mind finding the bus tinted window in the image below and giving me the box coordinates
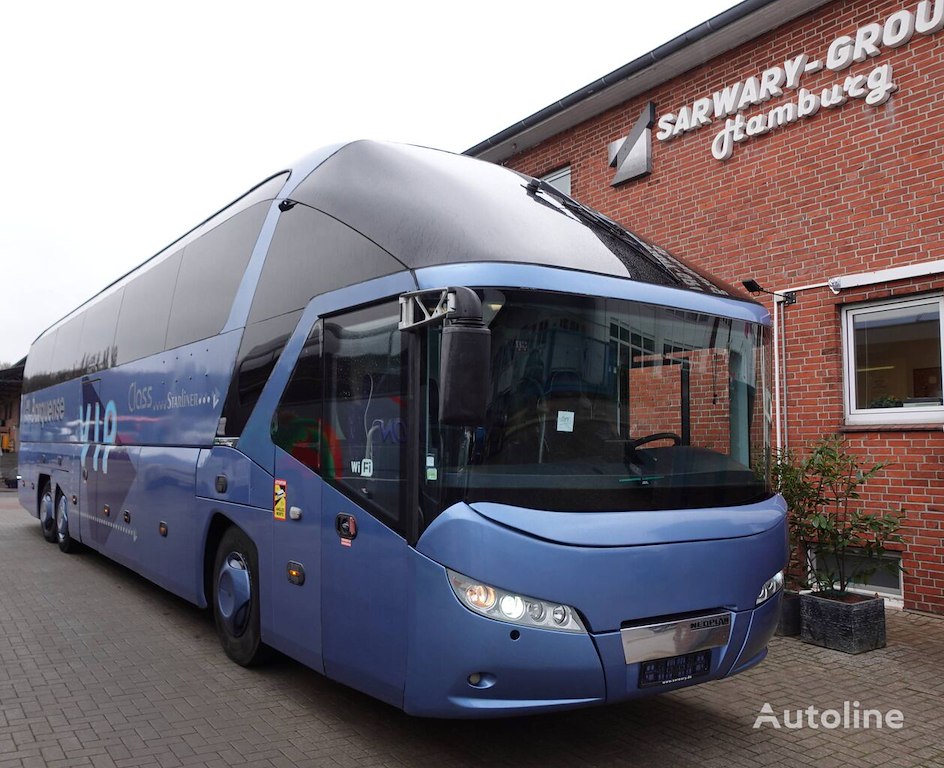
[248,205,402,324]
[166,202,270,350]
[272,323,323,470]
[115,250,182,364]
[22,329,57,393]
[222,309,303,436]
[78,289,123,375]
[49,314,86,385]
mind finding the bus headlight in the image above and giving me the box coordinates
[447,569,586,633]
[756,570,784,605]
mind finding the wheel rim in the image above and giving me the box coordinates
[40,489,55,535]
[217,552,252,638]
[56,495,69,544]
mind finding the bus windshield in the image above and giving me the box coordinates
[421,290,771,516]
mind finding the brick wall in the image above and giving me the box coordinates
[501,0,944,613]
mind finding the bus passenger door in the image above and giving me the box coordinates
[318,303,410,709]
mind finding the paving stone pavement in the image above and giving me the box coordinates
[1,491,942,768]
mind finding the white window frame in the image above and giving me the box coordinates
[541,166,571,196]
[842,295,944,425]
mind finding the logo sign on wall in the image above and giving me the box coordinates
[609,0,943,173]
[608,103,655,186]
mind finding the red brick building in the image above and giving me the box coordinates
[467,0,944,614]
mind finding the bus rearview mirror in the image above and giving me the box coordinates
[439,323,490,426]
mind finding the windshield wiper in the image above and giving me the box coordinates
[523,178,679,281]
[523,177,730,296]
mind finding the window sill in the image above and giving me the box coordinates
[839,423,944,433]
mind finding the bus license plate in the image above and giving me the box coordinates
[638,649,712,688]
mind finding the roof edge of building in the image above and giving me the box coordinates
[464,0,834,163]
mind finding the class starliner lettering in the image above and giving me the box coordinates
[166,389,205,409]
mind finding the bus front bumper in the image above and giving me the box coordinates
[403,553,782,718]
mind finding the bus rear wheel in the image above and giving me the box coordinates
[213,526,266,667]
[55,491,79,553]
[39,482,57,543]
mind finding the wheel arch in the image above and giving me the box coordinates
[36,473,51,513]
[203,512,235,607]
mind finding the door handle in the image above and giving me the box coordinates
[335,513,357,541]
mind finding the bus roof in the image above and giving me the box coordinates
[288,140,744,300]
[30,140,752,348]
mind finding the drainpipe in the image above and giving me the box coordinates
[771,281,830,453]
[772,295,782,453]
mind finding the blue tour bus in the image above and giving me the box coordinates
[19,141,786,717]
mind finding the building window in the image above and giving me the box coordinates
[842,296,944,424]
[811,548,903,600]
[541,166,571,196]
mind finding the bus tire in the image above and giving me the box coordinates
[39,481,57,543]
[213,526,266,667]
[55,490,79,554]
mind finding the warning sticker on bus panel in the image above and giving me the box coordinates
[274,479,287,520]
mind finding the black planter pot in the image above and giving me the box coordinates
[775,590,802,637]
[799,591,886,654]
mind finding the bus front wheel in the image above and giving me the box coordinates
[39,482,57,543]
[213,526,266,667]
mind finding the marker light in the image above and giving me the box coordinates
[756,570,785,605]
[528,601,546,622]
[447,569,586,633]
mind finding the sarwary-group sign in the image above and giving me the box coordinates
[654,0,943,161]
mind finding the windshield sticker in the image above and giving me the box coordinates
[557,411,575,432]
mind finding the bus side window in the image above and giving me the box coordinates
[247,206,402,326]
[115,250,183,365]
[165,201,271,350]
[222,309,304,437]
[272,323,323,472]
[324,302,405,532]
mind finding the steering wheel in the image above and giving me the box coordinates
[628,432,682,450]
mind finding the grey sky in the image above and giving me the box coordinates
[0,0,740,365]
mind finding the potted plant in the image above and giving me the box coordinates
[791,436,904,654]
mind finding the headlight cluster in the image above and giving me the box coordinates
[447,569,586,633]
[756,570,785,605]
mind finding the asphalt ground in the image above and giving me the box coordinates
[1,490,942,768]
